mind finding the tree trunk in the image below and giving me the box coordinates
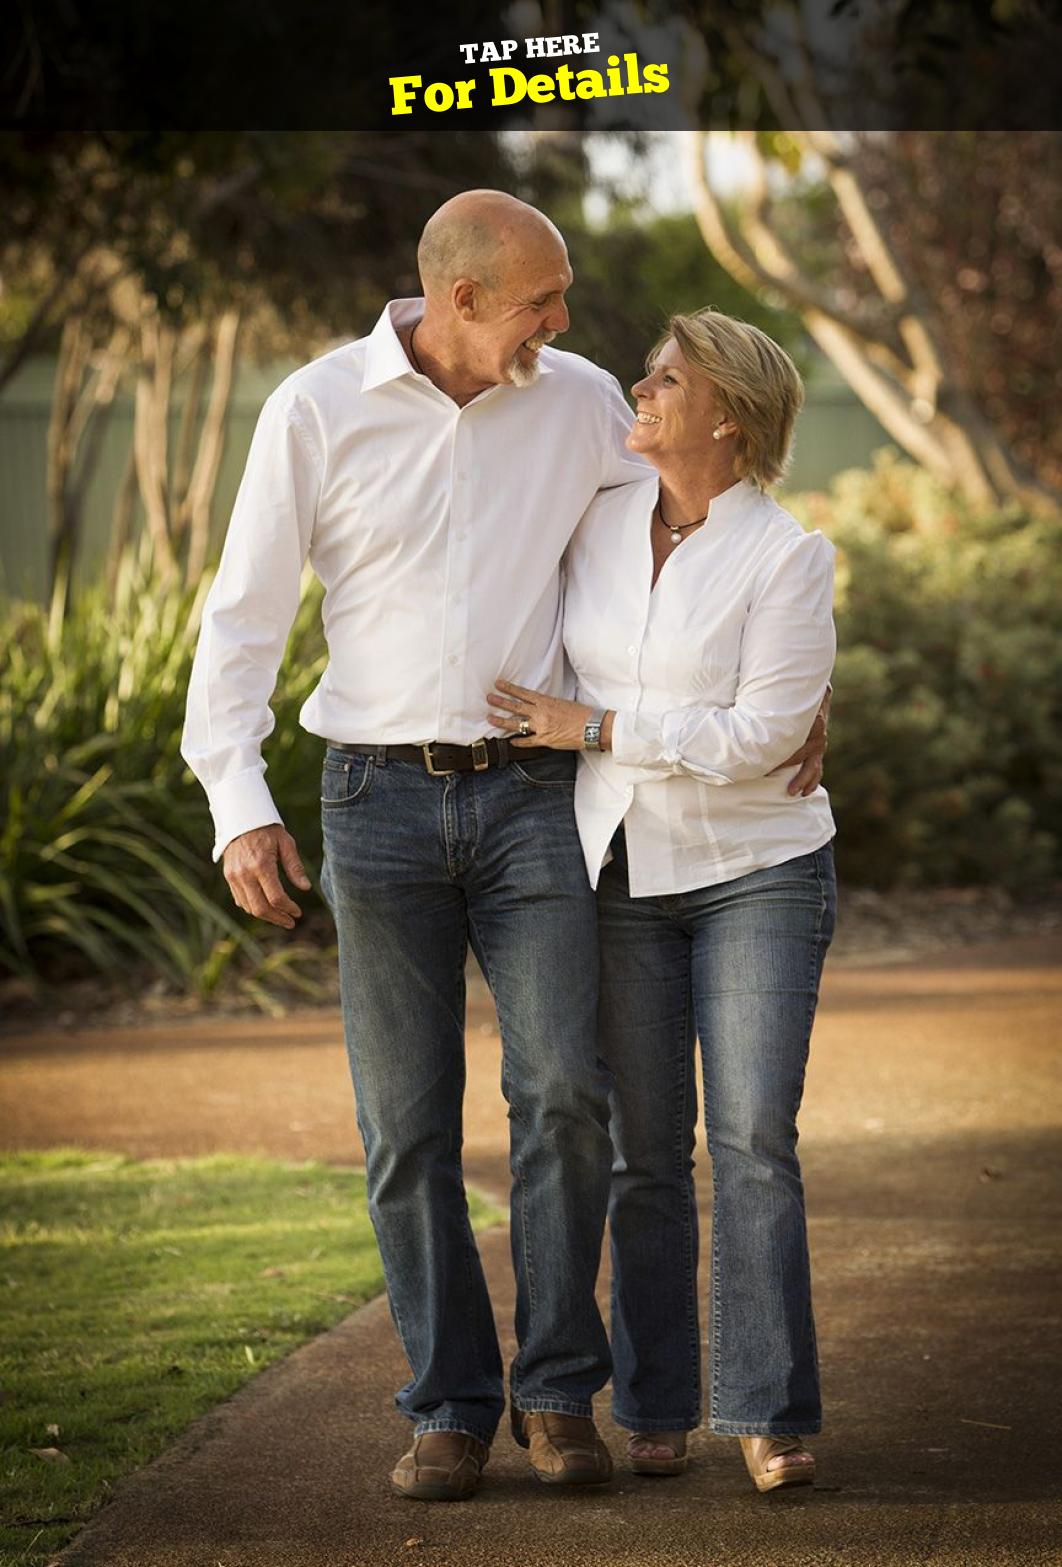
[44,316,134,618]
[185,309,240,585]
[45,316,90,616]
[133,306,178,585]
[171,324,210,549]
[106,444,140,601]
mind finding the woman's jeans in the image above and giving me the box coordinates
[320,746,612,1447]
[597,834,836,1436]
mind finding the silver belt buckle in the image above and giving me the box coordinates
[422,743,456,776]
[471,739,490,771]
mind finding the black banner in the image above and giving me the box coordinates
[3,0,1061,131]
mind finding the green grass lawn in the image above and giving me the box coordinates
[0,1150,501,1567]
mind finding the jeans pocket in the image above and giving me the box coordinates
[510,753,577,788]
[321,752,375,809]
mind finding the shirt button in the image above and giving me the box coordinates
[448,654,459,666]
[456,531,467,541]
[627,645,638,656]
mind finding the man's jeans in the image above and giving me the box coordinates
[320,746,612,1447]
[597,833,836,1436]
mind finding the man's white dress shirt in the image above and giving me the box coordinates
[181,299,645,860]
[563,475,837,897]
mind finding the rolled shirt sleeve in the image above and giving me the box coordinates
[610,530,836,784]
[180,390,322,861]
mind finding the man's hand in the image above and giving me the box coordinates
[222,825,312,931]
[770,686,832,798]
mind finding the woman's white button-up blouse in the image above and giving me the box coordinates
[563,474,837,897]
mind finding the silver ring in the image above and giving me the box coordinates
[518,718,532,738]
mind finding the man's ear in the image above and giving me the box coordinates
[452,278,478,320]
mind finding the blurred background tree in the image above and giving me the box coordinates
[855,132,1062,496]
[686,129,1061,507]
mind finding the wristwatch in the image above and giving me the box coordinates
[583,709,607,751]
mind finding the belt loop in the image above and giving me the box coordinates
[497,737,509,767]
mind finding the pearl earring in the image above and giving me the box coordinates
[713,428,723,440]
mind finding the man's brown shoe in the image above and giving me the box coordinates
[511,1409,613,1485]
[390,1432,489,1501]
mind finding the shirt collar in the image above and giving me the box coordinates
[361,298,422,392]
[650,475,758,528]
[704,476,759,524]
[361,297,555,394]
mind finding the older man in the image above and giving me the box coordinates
[181,190,823,1501]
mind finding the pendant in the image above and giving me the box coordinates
[671,530,682,543]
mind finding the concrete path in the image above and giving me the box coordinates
[4,938,1061,1565]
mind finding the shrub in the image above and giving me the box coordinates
[0,540,334,1000]
[789,452,1062,889]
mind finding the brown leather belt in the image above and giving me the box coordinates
[326,738,555,776]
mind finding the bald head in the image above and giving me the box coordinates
[411,190,573,396]
[417,190,566,301]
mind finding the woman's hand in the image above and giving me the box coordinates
[488,679,594,750]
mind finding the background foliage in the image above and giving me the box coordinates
[0,539,331,1001]
[819,131,1062,493]
[792,456,1062,889]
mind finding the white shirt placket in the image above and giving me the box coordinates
[437,409,476,741]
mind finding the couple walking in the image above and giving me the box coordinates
[181,190,836,1502]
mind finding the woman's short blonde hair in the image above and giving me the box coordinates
[650,309,804,489]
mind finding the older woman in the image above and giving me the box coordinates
[489,309,836,1492]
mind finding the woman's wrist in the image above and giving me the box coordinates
[600,711,615,752]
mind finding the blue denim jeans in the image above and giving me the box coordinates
[319,746,612,1446]
[597,832,836,1436]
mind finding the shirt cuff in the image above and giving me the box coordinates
[610,708,672,769]
[609,707,731,785]
[206,769,283,863]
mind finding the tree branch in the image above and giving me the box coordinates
[733,133,913,386]
[802,310,966,484]
[687,134,906,365]
[801,130,947,409]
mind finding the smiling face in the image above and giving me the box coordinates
[459,228,573,388]
[627,337,734,465]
